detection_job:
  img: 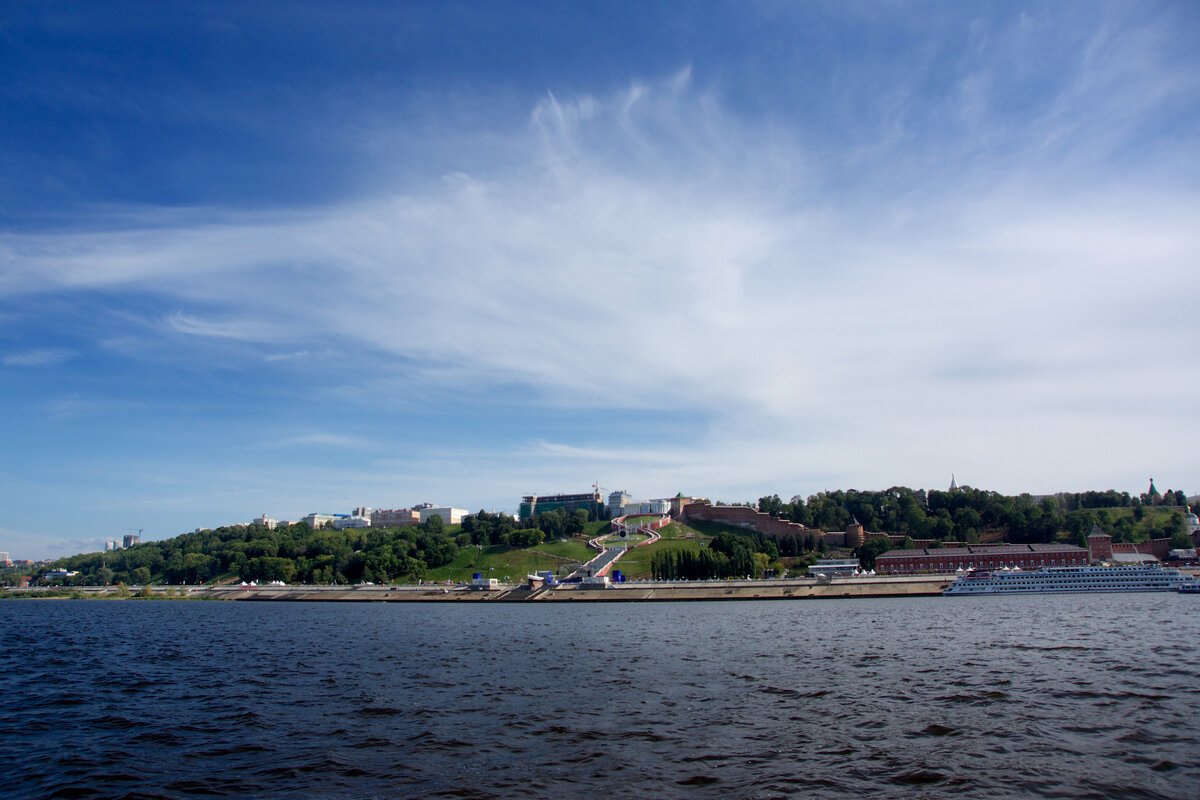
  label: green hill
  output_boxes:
[23,486,1194,587]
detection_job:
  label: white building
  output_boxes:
[253,514,278,530]
[620,499,671,516]
[419,506,468,525]
[44,569,79,579]
[607,491,673,519]
[333,516,371,530]
[302,513,338,529]
[607,491,632,518]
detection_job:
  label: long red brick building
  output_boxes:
[876,543,1089,574]
[679,502,1198,573]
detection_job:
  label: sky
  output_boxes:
[2,1,1199,559]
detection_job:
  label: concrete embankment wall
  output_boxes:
[542,577,946,601]
[191,576,950,602]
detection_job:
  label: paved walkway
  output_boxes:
[567,515,667,580]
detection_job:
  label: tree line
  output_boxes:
[39,516,463,586]
[755,486,1193,546]
[460,508,589,546]
[34,507,603,586]
[28,485,1195,586]
[650,532,773,580]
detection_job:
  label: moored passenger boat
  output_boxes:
[943,564,1191,595]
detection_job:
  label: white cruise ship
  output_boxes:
[943,564,1194,596]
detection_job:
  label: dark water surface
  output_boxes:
[2,595,1198,799]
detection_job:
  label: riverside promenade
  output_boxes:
[183,574,950,602]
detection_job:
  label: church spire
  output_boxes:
[949,473,958,491]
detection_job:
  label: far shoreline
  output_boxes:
[1,575,955,602]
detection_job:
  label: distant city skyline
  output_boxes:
[2,2,1198,560]
[5,476,1197,563]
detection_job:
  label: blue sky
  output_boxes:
[2,1,1198,559]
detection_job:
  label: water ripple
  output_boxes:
[2,595,1199,799]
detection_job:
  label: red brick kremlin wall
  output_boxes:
[680,503,847,546]
[1112,539,1172,560]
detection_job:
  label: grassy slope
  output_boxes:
[654,521,710,540]
[621,514,664,526]
[1093,506,1180,524]
[611,539,709,579]
[419,520,719,583]
[422,538,598,582]
[604,522,716,579]
[532,539,597,561]
[1047,505,1186,544]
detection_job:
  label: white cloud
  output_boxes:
[2,347,76,367]
[2,59,1198,504]
[263,349,311,362]
[261,432,374,450]
[0,525,109,562]
[164,310,292,342]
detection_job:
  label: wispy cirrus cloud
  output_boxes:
[260,432,374,450]
[3,66,1197,444]
[263,350,313,362]
[2,1,1199,566]
[164,311,293,343]
[529,440,682,465]
[2,347,76,367]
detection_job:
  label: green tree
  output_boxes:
[506,528,545,548]
[566,509,588,536]
[709,532,756,577]
[787,499,813,527]
[1169,529,1194,550]
[1155,512,1185,540]
[535,509,567,539]
[758,494,783,516]
[1112,517,1136,543]
[854,536,894,569]
[250,557,296,583]
[930,509,954,540]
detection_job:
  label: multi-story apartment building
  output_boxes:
[418,506,468,525]
[519,491,604,520]
[371,508,420,527]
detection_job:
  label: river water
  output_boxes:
[2,595,1197,799]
